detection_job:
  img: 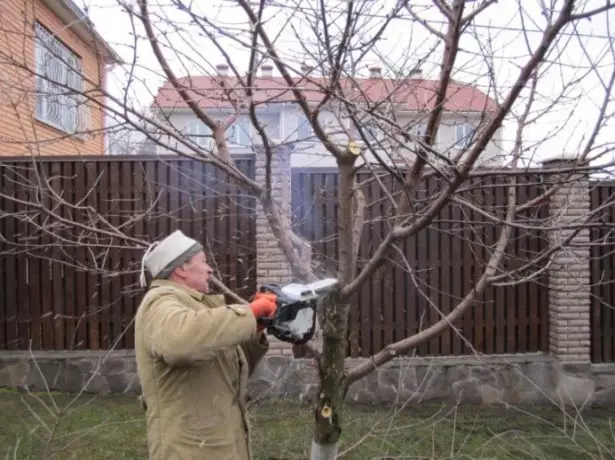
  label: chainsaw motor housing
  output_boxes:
[256,278,338,345]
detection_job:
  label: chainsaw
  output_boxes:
[256,278,339,345]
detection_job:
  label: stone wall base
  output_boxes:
[1,351,614,408]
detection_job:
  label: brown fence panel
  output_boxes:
[291,169,551,358]
[590,181,615,363]
[0,155,256,351]
[0,156,562,355]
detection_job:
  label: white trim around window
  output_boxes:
[455,122,476,148]
[34,22,87,136]
[185,113,280,148]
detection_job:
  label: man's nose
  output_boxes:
[206,264,214,275]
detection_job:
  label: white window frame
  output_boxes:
[412,122,440,145]
[186,113,281,148]
[364,122,382,143]
[297,112,336,143]
[34,22,86,135]
[253,113,280,139]
[233,117,251,146]
[296,114,314,142]
[185,121,212,148]
[412,123,428,141]
[228,113,281,144]
[455,122,476,148]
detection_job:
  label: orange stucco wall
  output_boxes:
[0,0,107,156]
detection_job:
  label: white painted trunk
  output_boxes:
[310,440,339,460]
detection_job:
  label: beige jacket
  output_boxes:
[134,279,269,460]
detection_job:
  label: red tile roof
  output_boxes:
[152,75,498,113]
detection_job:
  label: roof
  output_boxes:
[152,74,498,113]
[41,0,123,65]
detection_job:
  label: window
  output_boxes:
[235,117,251,146]
[226,116,257,146]
[34,23,85,134]
[255,113,280,139]
[365,123,381,142]
[185,113,280,148]
[297,112,333,142]
[411,123,440,144]
[235,113,279,143]
[414,123,427,138]
[297,115,313,141]
[186,121,212,147]
[455,123,475,148]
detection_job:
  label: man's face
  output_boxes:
[176,251,214,293]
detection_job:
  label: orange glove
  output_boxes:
[252,291,277,303]
[248,293,277,319]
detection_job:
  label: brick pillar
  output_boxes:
[543,156,591,363]
[254,145,294,286]
[254,144,295,356]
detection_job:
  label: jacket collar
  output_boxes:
[149,279,225,307]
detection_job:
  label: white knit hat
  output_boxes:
[139,230,203,287]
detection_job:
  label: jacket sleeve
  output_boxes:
[143,295,258,366]
[241,332,270,376]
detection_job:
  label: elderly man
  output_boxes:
[135,230,277,460]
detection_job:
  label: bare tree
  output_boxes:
[1,0,615,458]
[106,117,156,155]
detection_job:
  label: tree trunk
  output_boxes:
[310,294,348,460]
[310,440,339,460]
[309,159,356,459]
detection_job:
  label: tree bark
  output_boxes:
[309,157,356,459]
[311,293,347,460]
[310,440,339,460]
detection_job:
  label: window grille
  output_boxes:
[34,23,87,135]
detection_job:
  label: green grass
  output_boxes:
[1,388,615,459]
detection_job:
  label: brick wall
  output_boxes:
[544,157,591,363]
[254,146,294,286]
[0,0,107,156]
[254,146,296,355]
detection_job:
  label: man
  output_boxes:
[134,229,278,460]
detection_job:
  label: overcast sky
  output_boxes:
[80,0,615,168]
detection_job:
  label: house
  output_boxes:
[0,0,121,156]
[150,63,503,168]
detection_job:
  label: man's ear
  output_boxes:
[172,264,188,279]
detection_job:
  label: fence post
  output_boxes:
[254,144,296,356]
[543,156,591,364]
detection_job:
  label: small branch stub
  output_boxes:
[320,404,332,419]
[347,140,361,156]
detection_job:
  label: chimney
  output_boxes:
[261,63,273,78]
[216,63,229,77]
[410,68,423,79]
[369,65,382,79]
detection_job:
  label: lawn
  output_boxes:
[1,388,614,459]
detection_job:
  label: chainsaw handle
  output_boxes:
[252,284,280,329]
[256,316,274,328]
[259,283,283,295]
